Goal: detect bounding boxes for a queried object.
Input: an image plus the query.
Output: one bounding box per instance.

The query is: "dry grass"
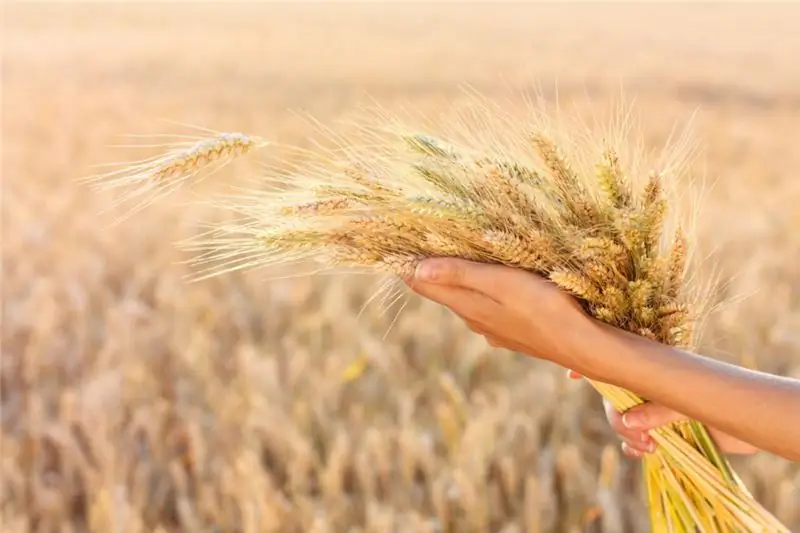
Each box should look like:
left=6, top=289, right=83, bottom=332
left=2, top=3, right=800, bottom=532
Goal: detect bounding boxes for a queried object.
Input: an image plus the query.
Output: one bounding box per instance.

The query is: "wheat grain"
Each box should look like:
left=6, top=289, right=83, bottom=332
left=82, top=131, right=268, bottom=222
left=86, top=132, right=267, bottom=188
left=596, top=147, right=632, bottom=209
left=279, top=197, right=357, bottom=216
left=482, top=230, right=556, bottom=271
left=94, top=95, right=789, bottom=533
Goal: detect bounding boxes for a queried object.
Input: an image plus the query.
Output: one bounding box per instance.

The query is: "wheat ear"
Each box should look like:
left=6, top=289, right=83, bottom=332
left=81, top=131, right=268, bottom=222
left=91, top=95, right=790, bottom=533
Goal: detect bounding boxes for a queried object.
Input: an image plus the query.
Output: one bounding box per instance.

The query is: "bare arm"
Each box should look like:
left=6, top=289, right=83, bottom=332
left=406, top=257, right=800, bottom=463
left=573, top=320, right=800, bottom=462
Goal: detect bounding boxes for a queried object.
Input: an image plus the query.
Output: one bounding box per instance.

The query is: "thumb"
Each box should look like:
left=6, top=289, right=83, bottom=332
left=414, top=257, right=503, bottom=293
left=622, top=403, right=688, bottom=431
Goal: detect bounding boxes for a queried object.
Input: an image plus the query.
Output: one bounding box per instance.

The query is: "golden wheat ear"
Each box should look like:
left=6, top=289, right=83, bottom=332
left=103, top=94, right=786, bottom=533
left=81, top=130, right=269, bottom=222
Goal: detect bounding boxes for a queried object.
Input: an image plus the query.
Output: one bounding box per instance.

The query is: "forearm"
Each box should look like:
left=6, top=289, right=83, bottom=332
left=572, top=320, right=800, bottom=462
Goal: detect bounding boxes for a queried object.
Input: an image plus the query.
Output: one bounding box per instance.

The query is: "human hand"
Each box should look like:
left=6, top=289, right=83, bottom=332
left=404, top=257, right=594, bottom=370
left=566, top=370, right=760, bottom=458
left=406, top=257, right=763, bottom=458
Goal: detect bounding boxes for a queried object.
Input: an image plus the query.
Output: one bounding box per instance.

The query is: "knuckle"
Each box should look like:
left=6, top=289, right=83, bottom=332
left=636, top=405, right=657, bottom=423
left=625, top=438, right=650, bottom=453
left=642, top=405, right=681, bottom=428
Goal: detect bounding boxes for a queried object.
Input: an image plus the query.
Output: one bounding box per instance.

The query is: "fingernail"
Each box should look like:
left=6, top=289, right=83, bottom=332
left=415, top=262, right=437, bottom=282
left=646, top=441, right=656, bottom=453
left=621, top=442, right=642, bottom=458
left=622, top=412, right=644, bottom=429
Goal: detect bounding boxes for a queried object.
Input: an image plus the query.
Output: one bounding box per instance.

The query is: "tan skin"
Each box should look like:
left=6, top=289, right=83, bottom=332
left=565, top=370, right=759, bottom=458
left=404, top=257, right=800, bottom=463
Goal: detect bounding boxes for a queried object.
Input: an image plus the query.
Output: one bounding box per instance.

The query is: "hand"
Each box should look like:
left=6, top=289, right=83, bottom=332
left=407, top=258, right=767, bottom=459
left=566, top=370, right=760, bottom=458
left=404, top=257, right=593, bottom=370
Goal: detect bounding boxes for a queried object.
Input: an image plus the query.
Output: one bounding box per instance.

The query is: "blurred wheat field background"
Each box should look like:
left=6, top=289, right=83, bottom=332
left=3, top=3, right=800, bottom=532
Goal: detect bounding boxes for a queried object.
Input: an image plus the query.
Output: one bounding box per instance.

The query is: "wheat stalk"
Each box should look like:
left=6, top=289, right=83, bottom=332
left=80, top=129, right=269, bottom=222
left=91, top=95, right=789, bottom=532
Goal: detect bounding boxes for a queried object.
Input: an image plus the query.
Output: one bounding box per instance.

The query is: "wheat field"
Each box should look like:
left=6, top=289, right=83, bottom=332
left=2, top=3, right=799, bottom=532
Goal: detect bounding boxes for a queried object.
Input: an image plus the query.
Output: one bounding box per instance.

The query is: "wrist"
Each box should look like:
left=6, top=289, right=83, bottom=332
left=564, top=315, right=647, bottom=386
left=561, top=315, right=610, bottom=380
left=568, top=318, right=680, bottom=390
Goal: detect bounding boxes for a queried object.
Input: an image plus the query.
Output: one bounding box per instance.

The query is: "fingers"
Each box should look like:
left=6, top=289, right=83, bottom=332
left=564, top=376, right=654, bottom=458
left=621, top=441, right=648, bottom=459
left=565, top=372, right=651, bottom=458
left=601, top=397, right=757, bottom=460
left=564, top=375, right=656, bottom=459
left=461, top=319, right=516, bottom=350
left=413, top=258, right=512, bottom=296
left=605, top=401, right=656, bottom=457
left=409, top=280, right=499, bottom=324
left=621, top=403, right=687, bottom=432
left=623, top=403, right=760, bottom=456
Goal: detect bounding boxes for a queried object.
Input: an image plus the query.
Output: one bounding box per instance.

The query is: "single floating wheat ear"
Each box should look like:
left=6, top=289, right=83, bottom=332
left=94, top=93, right=789, bottom=533
left=81, top=130, right=269, bottom=222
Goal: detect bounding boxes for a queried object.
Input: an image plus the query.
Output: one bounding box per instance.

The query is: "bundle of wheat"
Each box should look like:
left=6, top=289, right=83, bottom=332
left=88, top=96, right=788, bottom=532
